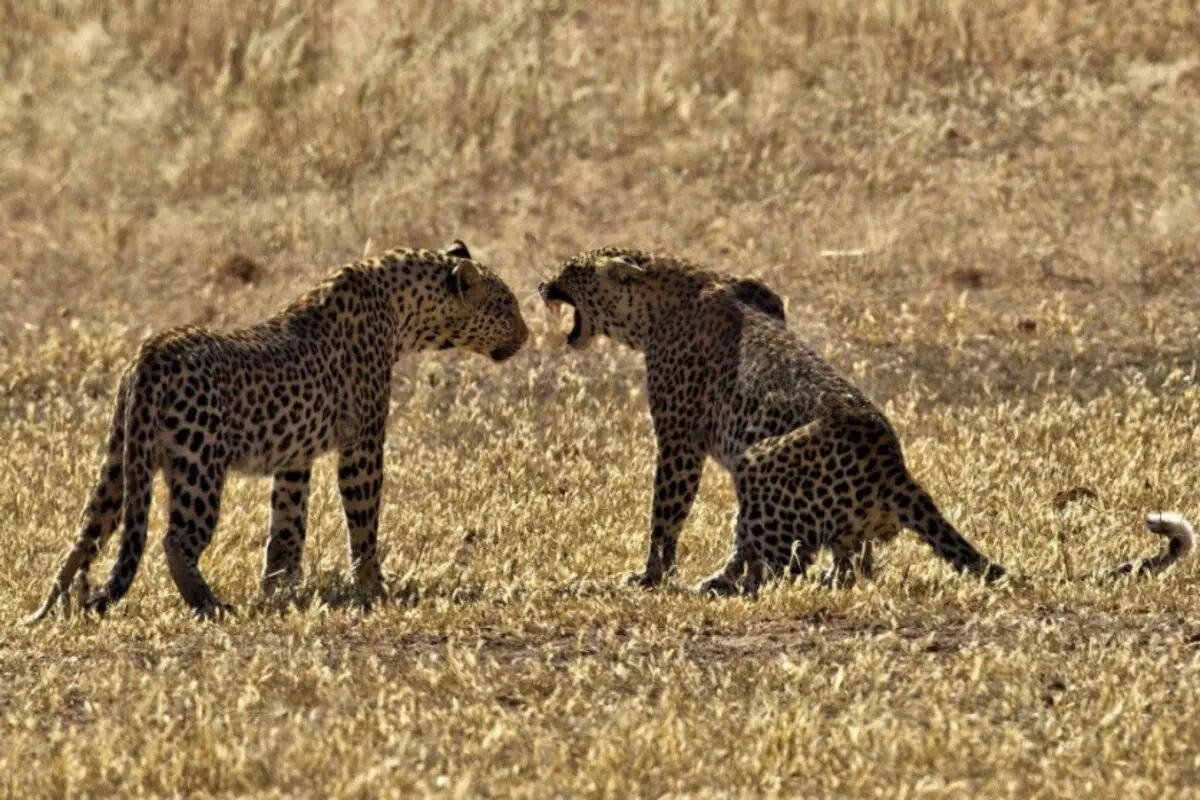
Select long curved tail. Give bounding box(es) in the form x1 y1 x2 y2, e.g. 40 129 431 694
1104 512 1195 577
893 480 1008 582
25 375 131 624
87 361 159 613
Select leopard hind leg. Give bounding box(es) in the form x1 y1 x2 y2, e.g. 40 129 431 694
821 538 874 589
698 425 828 596
160 404 233 618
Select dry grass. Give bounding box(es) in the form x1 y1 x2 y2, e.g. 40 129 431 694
3 1 1200 796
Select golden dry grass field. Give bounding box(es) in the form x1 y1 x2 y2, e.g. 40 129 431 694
3 1 1200 796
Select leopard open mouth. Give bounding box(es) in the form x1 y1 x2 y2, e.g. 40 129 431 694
539 283 583 346
490 343 521 362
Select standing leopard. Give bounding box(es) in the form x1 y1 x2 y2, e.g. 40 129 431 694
538 247 1194 595
28 240 528 621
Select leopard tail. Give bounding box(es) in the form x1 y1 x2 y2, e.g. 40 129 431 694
1104 512 1195 577
24 376 132 624
892 479 1007 583
88 359 161 612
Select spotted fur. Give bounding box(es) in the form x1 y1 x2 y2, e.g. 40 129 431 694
28 241 528 620
539 247 1192 595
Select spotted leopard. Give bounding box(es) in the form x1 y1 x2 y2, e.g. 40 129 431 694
538 247 1193 594
29 240 528 620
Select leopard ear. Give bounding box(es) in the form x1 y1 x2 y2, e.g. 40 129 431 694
445 258 483 300
729 278 786 321
599 254 646 284
442 239 471 260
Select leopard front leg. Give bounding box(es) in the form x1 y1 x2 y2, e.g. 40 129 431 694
625 435 704 588
261 468 311 596
338 438 386 604
821 539 874 589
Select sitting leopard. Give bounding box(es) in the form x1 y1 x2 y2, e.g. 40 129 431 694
28 240 528 621
538 247 1194 595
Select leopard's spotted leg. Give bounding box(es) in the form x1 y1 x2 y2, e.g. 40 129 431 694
339 437 386 605
261 468 312 596
698 431 821 597
626 433 705 588
821 538 875 589
821 506 898 588
699 422 869 597
161 438 232 619
697 504 796 597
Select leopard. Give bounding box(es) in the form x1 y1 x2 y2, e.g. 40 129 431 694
27 240 529 621
537 247 1194 596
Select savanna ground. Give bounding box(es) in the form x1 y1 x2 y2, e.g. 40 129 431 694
3 1 1200 796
